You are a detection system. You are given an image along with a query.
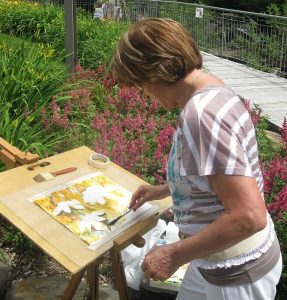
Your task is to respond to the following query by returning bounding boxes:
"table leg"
[109,247,129,300]
[61,268,86,300]
[87,261,100,300]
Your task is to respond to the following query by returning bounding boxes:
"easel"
[0,139,170,300]
[0,137,39,169]
[61,213,158,300]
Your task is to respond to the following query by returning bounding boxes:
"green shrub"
[78,20,129,68]
[0,41,70,156]
[0,0,129,69]
[1,222,38,256]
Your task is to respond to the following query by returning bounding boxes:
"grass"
[0,33,30,48]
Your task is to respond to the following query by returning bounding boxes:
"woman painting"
[112,18,282,300]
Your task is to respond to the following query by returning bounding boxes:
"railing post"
[279,30,285,77]
[221,11,225,57]
[64,0,78,72]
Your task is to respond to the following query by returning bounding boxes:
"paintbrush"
[107,208,133,226]
[33,167,77,183]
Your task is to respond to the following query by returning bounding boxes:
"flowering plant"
[42,64,177,184]
[245,101,287,297]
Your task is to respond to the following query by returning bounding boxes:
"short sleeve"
[179,89,253,177]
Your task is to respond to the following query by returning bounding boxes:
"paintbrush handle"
[51,167,77,176]
[108,208,133,226]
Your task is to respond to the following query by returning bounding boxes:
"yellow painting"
[27,172,134,246]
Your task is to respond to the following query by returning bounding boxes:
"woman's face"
[142,83,177,109]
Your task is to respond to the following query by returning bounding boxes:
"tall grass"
[0,33,29,48]
[0,41,70,157]
[0,42,68,111]
[0,0,129,69]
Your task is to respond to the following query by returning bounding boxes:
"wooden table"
[0,146,172,299]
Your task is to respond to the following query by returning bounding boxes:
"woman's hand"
[129,184,170,211]
[141,244,180,281]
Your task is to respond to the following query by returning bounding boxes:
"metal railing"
[122,1,287,78]
[26,0,287,77]
[33,0,95,14]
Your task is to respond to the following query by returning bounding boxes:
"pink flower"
[244,100,262,125]
[262,156,287,197]
[68,88,91,109]
[280,117,287,150]
[268,184,287,218]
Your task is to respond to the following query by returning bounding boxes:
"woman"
[112,18,282,300]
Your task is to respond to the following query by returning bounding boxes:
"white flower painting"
[28,172,132,247]
[53,200,85,216]
[82,186,107,205]
[78,211,109,232]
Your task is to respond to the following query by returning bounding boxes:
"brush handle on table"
[51,167,77,176]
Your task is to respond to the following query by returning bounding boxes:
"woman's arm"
[174,174,267,263]
[142,175,267,280]
[129,183,171,211]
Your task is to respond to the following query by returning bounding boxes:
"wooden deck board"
[202,52,287,128]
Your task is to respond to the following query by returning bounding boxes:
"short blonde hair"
[112,18,202,87]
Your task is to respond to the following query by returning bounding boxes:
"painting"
[27,172,152,248]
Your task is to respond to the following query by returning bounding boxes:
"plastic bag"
[121,219,167,290]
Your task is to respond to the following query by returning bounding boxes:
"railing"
[123,1,287,78]
[27,0,287,78]
[32,0,95,14]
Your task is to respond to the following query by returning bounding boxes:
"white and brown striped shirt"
[167,85,264,235]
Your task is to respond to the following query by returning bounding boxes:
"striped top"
[167,85,264,235]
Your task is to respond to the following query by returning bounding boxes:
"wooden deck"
[202,52,287,128]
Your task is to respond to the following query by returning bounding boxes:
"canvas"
[27,172,152,249]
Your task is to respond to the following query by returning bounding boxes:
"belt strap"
[179,216,270,261]
[204,220,270,261]
[198,235,281,286]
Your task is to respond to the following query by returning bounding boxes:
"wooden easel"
[61,213,158,300]
[0,138,165,300]
[0,137,39,169]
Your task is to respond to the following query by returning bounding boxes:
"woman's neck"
[173,69,202,108]
[175,69,225,108]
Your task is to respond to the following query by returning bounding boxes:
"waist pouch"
[198,235,281,286]
[179,218,270,261]
[203,222,270,261]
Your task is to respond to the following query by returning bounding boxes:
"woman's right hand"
[129,184,170,211]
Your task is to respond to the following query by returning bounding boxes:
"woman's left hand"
[141,244,180,281]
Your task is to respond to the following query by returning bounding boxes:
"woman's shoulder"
[181,84,246,129]
[193,84,237,99]
[182,84,237,113]
[191,84,243,110]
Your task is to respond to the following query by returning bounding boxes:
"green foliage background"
[0,0,129,69]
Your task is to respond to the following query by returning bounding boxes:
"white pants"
[176,256,282,300]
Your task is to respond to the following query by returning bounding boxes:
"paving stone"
[0,250,11,299]
[4,276,120,300]
[265,130,283,149]
[0,262,9,300]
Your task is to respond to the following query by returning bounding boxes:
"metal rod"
[64,0,78,71]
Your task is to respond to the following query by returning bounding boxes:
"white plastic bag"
[121,219,167,290]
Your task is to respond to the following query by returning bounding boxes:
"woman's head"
[112,18,202,88]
